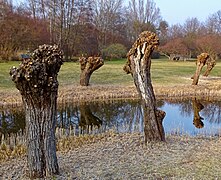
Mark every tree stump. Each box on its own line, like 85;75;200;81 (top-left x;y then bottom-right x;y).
192;98;204;128
10;44;63;178
79;56;104;86
192;53;210;85
123;31;165;142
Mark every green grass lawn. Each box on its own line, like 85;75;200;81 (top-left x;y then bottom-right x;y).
1;58;221;91
0;61;20;90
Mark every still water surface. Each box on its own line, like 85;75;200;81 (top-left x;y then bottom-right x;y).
1;99;221;140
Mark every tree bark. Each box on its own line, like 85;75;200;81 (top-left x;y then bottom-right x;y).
123;31;165;142
143;104;165;143
203;57;216;77
79;57;104;86
10;45;63;178
192;53;210;85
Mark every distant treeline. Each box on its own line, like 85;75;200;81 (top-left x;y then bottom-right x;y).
1;0;221;61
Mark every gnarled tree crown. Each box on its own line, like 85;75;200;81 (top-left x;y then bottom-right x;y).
127;31;159;57
10;44;63;103
197;53;210;64
79;56;104;72
124;31;159;74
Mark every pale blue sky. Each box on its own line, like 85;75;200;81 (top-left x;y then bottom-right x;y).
154;0;221;25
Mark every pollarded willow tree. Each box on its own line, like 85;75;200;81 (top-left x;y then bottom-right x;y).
123;31;166;143
79;56;104;86
203;57;216;77
10;44;63;178
192;53;210;85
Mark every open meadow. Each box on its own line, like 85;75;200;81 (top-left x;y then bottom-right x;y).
1;58;221;90
1;58;221;105
1;58;221;179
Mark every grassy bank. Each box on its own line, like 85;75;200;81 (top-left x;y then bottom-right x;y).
1;58;221;90
1;59;221;105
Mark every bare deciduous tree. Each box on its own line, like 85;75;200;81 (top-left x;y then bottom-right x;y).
92;0;124;47
206;10;221;34
126;0;162;42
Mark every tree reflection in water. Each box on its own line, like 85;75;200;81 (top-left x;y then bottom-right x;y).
2;99;221;146
56;100;143;136
192;99;204;129
167;99;221;125
202;101;221;124
90;100;143;133
0;107;25;146
79;103;102;134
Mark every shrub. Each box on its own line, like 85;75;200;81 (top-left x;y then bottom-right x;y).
101;43;127;60
151;51;160;59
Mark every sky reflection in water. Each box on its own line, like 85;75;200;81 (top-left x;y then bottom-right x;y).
1;99;221;137
162;100;221;136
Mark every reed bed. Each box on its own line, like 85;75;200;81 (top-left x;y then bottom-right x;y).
1;83;221;107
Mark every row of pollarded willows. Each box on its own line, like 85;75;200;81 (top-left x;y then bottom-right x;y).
5;32;221;179
7;31;166;178
80;47;215;87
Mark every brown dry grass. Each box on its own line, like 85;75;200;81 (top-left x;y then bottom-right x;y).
1;132;221;179
1;79;221;107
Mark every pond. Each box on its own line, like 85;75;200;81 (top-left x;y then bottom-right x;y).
1;99;221;145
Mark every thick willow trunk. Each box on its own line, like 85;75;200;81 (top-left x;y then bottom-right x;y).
10;45;63;178
143;104;165;143
132;55;165;142
192;62;205;85
79;57;104;86
203;66;213;77
80;71;92;86
124;31;165;142
192;53;210;85
24;93;59;177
